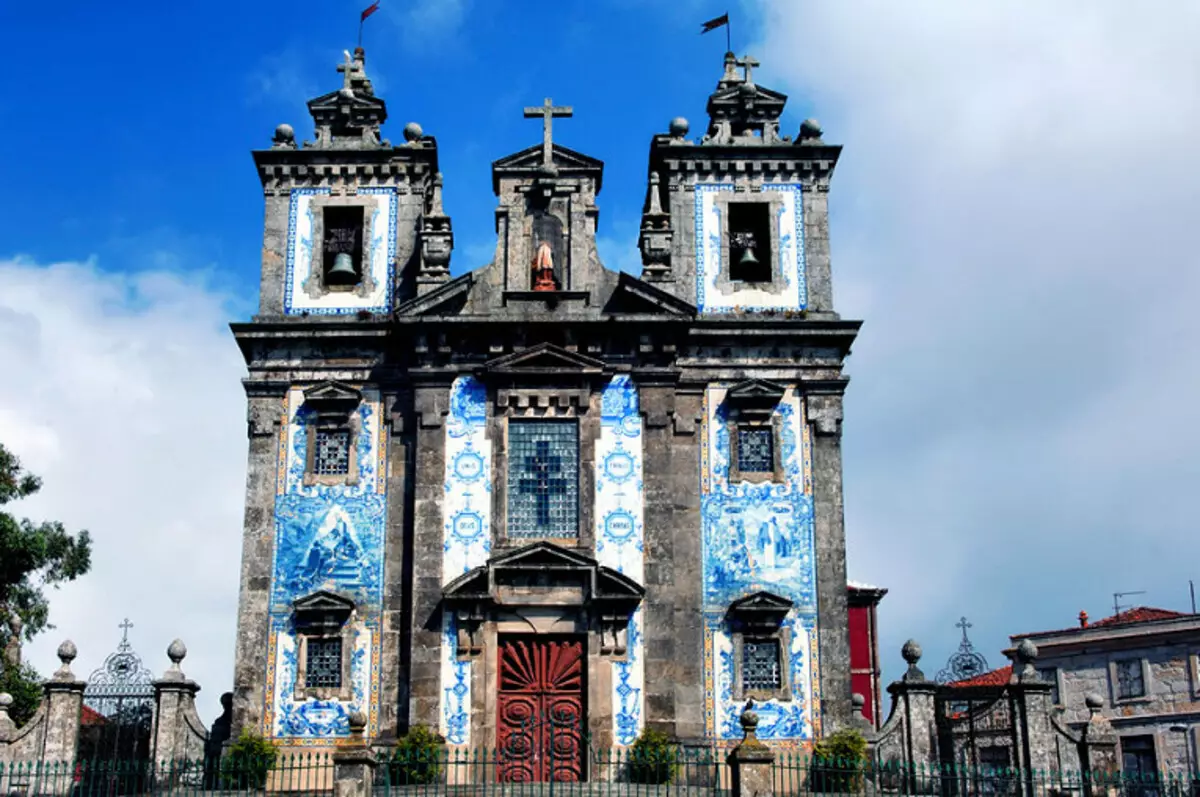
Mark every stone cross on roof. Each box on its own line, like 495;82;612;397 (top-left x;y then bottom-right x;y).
523;97;573;170
735;55;760;84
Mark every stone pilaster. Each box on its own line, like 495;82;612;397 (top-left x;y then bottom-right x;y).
333;713;377;797
231;395;283;736
42;642;85;768
151;640;208;772
807;394;851;733
379;391;412;740
408;383;449;729
728;704;775;797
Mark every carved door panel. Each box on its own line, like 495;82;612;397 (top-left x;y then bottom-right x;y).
497;636;586;782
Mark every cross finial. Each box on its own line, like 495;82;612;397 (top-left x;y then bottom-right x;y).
338;50;356;91
118;618;134;649
956;616;972;642
523;97;573;170
735;54;760;84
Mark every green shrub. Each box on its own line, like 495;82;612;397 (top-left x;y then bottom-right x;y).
626;727;680;785
222;729;277;789
809;728;869;792
0;662;42;727
389;725;445;785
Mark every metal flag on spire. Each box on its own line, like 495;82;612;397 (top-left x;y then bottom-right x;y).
700;12;731;52
359;1;381;47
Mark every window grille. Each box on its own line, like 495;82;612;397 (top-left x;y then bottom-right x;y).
1116;660;1145;699
742;639;782;691
507;420;579;538
737;427;774;473
305;637;342;688
314;429;351;476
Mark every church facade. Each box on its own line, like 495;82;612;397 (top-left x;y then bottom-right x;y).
229;47;861;763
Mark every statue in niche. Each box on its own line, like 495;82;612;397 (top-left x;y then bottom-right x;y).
532;240;558;292
530;210;564;289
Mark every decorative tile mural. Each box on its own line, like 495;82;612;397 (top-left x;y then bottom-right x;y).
265;388;387;741
284;187;397;316
694;183;807;313
595;375;645;745
700;385;820;741
439;376;490;746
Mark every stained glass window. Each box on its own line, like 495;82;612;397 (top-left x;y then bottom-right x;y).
507;420;579;538
742;639;782;691
314;429;351;476
305;637;342;688
737;427;774;473
1116;660;1145;699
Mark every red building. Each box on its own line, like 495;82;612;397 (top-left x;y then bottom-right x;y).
848;582;887;728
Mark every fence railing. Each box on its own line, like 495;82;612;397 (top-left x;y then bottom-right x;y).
1;755;1197;797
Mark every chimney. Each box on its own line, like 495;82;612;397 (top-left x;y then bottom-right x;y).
1079;610;1089;628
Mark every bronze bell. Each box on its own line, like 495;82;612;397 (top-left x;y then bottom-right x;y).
326;252;358;285
738;246;761;269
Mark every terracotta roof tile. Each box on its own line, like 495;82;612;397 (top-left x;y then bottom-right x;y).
946;665;1012;689
1013;607;1191;639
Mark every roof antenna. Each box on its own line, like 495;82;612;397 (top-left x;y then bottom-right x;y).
1113;590;1146;617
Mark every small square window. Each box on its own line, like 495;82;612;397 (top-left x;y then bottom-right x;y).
742;639;782;692
737;427;774;473
1116;660;1145;699
313;429;351;476
305;637;343;689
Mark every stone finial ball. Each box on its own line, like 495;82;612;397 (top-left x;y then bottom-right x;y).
274;123;295;141
0;692;12;709
403;122;424;142
800;119;823;139
1085;693;1104;710
669;117;689;137
348;711;368;729
901;639;922;664
167;639;187;664
1016;638;1039;662
57;640;77;663
851;693;865;709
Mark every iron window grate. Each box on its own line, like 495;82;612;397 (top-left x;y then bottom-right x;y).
314;429;351;476
507;420;579;538
737;427;774;473
306;637;343;688
742;639;782;691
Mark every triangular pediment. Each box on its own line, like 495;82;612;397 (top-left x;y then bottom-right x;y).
708;84;788;117
729;591;794;612
483;343;608;377
727;590;793;632
307;89;388;114
394;273;473;317
293;590;356;613
303;381;363;411
489;541;598;570
727;379;787;404
493;143;604;173
605;272;697;317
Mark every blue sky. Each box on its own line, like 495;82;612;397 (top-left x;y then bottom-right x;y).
3;1;1200;724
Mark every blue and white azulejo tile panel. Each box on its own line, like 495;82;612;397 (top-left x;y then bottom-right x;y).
700;385;819;741
264;388;387;740
442;376;492;582
267;615;379;740
594;375;645;745
283;187;397;315
693;182;807;314
438;376;489;747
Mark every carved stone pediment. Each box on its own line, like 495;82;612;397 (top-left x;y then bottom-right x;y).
604;272;697;317
726;378;786;421
292;590;355;633
303;381;363;414
727;591;793;633
492;144;604;192
480;343;609;385
394;273;473;317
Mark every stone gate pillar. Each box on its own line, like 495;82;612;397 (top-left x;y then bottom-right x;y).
42;641;85;767
151;640;208;772
728;703;774;797
1077;694;1119;797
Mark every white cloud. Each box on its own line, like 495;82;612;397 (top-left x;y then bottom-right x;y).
756;1;1200;685
0;257;248;722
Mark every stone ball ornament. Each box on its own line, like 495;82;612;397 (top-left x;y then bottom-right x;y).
57;639;77;665
1016;638;1039;663
167;638;188;664
0;692;12;709
1085;693;1104;711
403;122;424;142
669;117;690;137
799;118;823;141
901;639;923;664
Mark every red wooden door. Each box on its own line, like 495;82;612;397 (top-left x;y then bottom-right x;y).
497;636;586;783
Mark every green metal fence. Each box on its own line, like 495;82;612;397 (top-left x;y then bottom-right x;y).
1;755;1197;797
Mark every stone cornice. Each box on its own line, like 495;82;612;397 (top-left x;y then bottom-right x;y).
252;146;439;194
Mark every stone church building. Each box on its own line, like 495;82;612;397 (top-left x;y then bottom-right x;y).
229;45;862;769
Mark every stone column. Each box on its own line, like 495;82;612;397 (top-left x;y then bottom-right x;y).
1077;694;1119;797
151;640;208;776
41;641;85;767
808;395;852;732
231;394;284;736
728;703;775;797
408;383;449;729
333;713;377;797
1009;639;1056;784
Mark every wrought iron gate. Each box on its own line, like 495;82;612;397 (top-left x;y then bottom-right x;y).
77;619;155;793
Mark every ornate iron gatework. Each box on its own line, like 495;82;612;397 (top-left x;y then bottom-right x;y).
78;619;155;790
936;616;990;684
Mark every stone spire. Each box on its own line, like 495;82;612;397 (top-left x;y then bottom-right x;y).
304;47;390;149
